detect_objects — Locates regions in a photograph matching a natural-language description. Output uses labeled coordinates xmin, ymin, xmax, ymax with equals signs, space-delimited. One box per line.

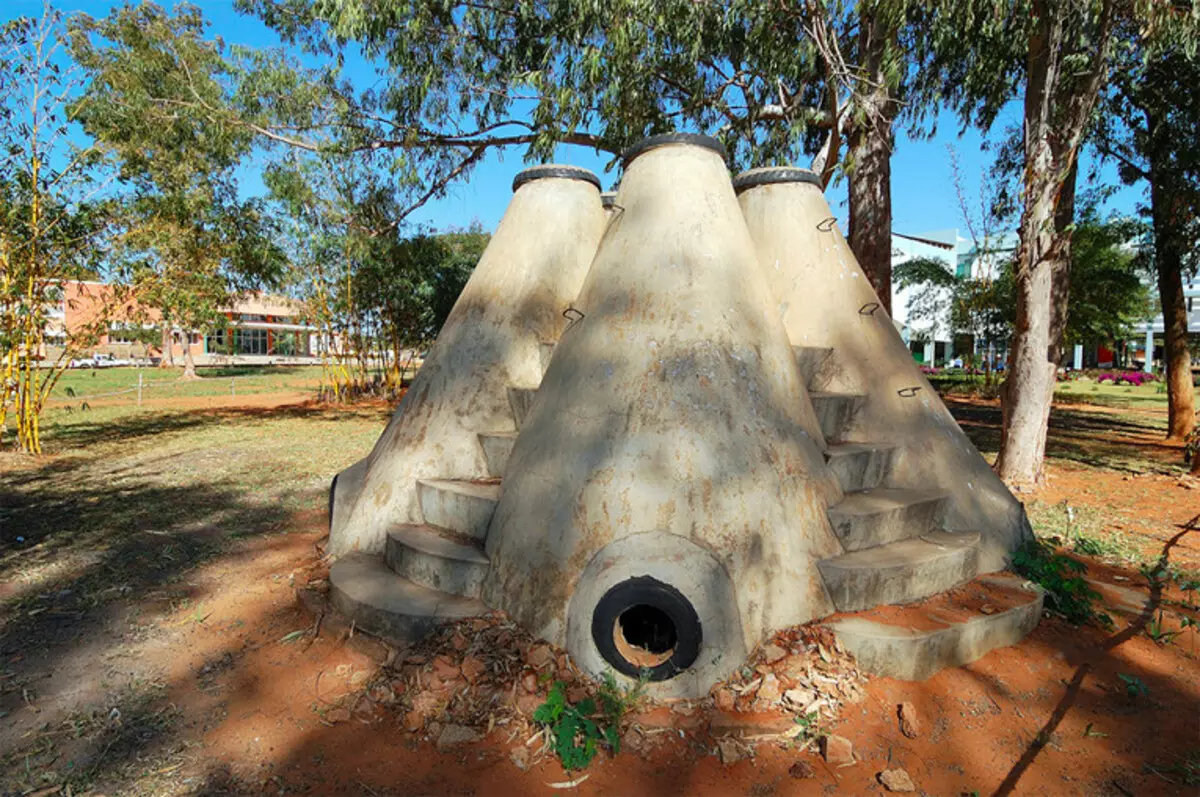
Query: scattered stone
xmin=898 ymin=701 xmax=921 ymax=739
xmin=788 ymin=760 xmax=815 ymax=779
xmin=515 ymin=692 xmax=543 ymax=715
xmin=430 ymin=654 xmax=460 ymax=682
xmin=821 ymin=734 xmax=854 ymax=767
xmin=761 ymin=643 xmax=788 ymax=663
xmin=783 ymin=688 xmax=816 ymax=710
xmin=521 ymin=672 xmax=539 ymax=693
xmin=526 ymin=644 xmax=553 ymax=669
xmin=710 ymin=711 xmax=796 ymax=738
xmin=714 ymin=688 xmax=736 ymax=712
xmin=436 ymin=724 xmax=482 ymax=750
xmin=716 ymin=738 xmax=750 ymax=765
xmin=404 ymin=692 xmax=442 ymax=731
xmin=621 ymin=729 xmax=643 ymax=754
xmin=509 ymin=746 xmax=531 ymax=771
xmin=460 ymin=655 xmax=486 ymax=683
xmin=878 ymin=768 xmax=917 ymax=792
xmin=756 ymin=673 xmax=783 ymax=704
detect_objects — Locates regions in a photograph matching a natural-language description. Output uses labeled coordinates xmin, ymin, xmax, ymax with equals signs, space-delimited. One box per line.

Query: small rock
xmin=436 ymin=724 xmax=481 ymax=750
xmin=430 ymin=655 xmax=460 ymax=682
xmin=716 ymin=738 xmax=749 ymax=765
xmin=788 ymin=760 xmax=815 ymax=779
xmin=404 ymin=692 xmax=441 ymax=731
xmin=878 ymin=768 xmax=917 ymax=792
xmin=516 ymin=692 xmax=543 ymax=715
xmin=621 ymin=729 xmax=643 ymax=754
xmin=521 ymin=672 xmax=539 ymax=693
xmin=460 ymin=655 xmax=486 ymax=683
xmin=509 ymin=745 xmax=531 ymax=771
xmin=526 ymin=644 xmax=553 ymax=669
xmin=821 ymin=734 xmax=854 ymax=767
xmin=757 ymin=673 xmax=783 ymax=704
xmin=898 ymin=701 xmax=920 ymax=739
xmin=710 ymin=711 xmax=796 ymax=738
xmin=783 ymin=688 xmax=816 ymax=710
xmin=713 ymin=688 xmax=736 ymax=712
xmin=760 ymin=643 xmax=788 ymax=664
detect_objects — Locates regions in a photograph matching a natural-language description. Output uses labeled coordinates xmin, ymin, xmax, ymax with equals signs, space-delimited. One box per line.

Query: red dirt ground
xmin=6 ymin=393 xmax=1199 ymax=796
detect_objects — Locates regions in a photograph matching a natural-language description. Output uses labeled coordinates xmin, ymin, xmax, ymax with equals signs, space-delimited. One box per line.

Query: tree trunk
xmin=995 ymin=2 xmax=1068 ymax=488
xmin=180 ymin=331 xmax=199 ymax=380
xmin=847 ymin=12 xmax=897 ymax=316
xmin=161 ymin=325 xmax=174 ymax=367
xmin=1147 ymin=130 xmax=1196 ymax=443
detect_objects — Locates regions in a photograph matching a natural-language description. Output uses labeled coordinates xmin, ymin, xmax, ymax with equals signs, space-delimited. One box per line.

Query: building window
xmin=205 ymin=328 xmax=228 ymax=353
xmin=233 ymin=328 xmax=267 ymax=355
xmin=239 ymin=313 xmax=267 ymax=322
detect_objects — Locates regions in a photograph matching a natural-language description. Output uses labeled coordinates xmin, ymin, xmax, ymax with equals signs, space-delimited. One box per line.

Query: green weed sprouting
xmin=1011 ymin=539 xmax=1108 ymax=627
xmin=532 ymin=671 xmax=648 ymax=771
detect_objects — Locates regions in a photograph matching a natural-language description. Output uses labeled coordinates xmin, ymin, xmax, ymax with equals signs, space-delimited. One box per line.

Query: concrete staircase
xmin=789 ymin=345 xmax=1013 ymax=677
xmin=330 ymin=343 xmax=556 ymax=641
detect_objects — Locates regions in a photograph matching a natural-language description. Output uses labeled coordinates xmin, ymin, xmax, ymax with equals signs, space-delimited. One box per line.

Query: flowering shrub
xmin=1096 ymin=371 xmax=1157 ymax=387
xmin=918 ymin=365 xmax=939 ymax=375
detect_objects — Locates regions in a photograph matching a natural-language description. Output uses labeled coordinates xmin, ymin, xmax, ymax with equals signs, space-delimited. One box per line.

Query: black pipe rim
xmin=733 ymin=166 xmax=823 ymax=194
xmin=512 ymin=164 xmax=602 ymax=193
xmin=621 ymin=133 xmax=728 ymax=167
xmin=591 ymin=575 xmax=703 ymax=681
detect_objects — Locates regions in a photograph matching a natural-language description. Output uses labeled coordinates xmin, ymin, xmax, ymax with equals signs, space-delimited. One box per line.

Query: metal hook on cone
xmin=897 ymin=386 xmax=922 ymax=398
xmin=563 ymin=306 xmax=585 ymax=331
xmin=817 ymin=216 xmax=838 ymax=232
xmin=858 ymin=302 xmax=880 ymax=316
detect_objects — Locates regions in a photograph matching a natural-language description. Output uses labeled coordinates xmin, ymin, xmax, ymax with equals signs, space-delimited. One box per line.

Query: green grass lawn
xmin=44 ymin=364 xmax=327 ymax=403
xmin=928 ymin=371 xmax=1171 ymax=410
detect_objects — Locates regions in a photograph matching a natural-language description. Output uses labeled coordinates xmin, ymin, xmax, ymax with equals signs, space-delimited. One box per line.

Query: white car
xmin=70 ymin=353 xmax=131 ymax=369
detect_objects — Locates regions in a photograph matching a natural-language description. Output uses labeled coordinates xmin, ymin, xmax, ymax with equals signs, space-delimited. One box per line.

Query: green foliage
xmin=532 ymin=682 xmax=615 ymax=771
xmin=1011 ymin=539 xmax=1106 ymax=627
xmin=1117 ymin=673 xmax=1149 ymax=698
xmin=532 ymin=672 xmax=644 ymax=771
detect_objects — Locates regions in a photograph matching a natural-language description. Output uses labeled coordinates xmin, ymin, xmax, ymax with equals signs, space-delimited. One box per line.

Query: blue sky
xmin=6 ymin=0 xmax=1147 ymax=240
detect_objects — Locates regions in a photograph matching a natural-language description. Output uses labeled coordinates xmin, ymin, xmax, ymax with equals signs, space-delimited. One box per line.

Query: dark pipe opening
xmin=591 ymin=576 xmax=702 ymax=681
xmin=615 ymin=604 xmax=677 ymax=668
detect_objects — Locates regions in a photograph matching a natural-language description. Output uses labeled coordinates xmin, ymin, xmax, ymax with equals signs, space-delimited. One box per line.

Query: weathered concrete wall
xmin=735 ymin=168 xmax=1030 ymax=571
xmin=328 ymin=167 xmax=607 ymax=556
xmin=482 ymin=139 xmax=843 ymax=697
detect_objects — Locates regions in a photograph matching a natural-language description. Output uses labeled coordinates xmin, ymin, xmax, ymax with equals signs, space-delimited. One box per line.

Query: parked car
xmin=69 ymin=353 xmax=131 ymax=369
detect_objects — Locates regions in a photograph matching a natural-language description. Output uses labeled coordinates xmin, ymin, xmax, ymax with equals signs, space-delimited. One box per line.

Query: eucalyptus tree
xmin=923 ymin=0 xmax=1196 ymax=486
xmin=69 ymin=3 xmax=286 ymax=379
xmin=1094 ymin=32 xmax=1200 ymax=443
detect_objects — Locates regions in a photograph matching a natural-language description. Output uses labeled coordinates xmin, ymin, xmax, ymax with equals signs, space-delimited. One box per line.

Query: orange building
xmin=47 ymin=280 xmax=317 ymax=364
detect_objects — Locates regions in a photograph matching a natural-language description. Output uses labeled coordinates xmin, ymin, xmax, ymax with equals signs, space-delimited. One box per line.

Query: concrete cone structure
xmin=481 ymin=136 xmax=843 ymax=698
xmin=734 ymin=167 xmax=1030 ymax=606
xmin=328 ymin=165 xmax=607 ymax=557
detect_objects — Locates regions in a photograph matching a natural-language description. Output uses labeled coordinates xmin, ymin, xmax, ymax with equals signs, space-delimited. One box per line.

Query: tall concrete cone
xmin=328 ymin=165 xmax=607 ymax=556
xmin=735 ymin=167 xmax=1030 ymax=571
xmin=482 ymin=136 xmax=842 ymax=698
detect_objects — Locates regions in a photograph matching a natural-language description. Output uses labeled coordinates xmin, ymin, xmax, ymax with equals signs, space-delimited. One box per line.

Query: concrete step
xmin=417 ymin=478 xmax=501 ymax=541
xmin=809 ymin=392 xmax=865 ymax=443
xmin=824 ymin=443 xmax=898 ymax=492
xmin=825 ymin=574 xmax=1044 ymax=680
xmin=330 ymin=552 xmax=487 ymax=642
xmin=817 ymin=530 xmax=981 ymax=612
xmin=478 ymin=432 xmax=517 ymax=478
xmin=539 ymin=341 xmax=556 ymax=377
xmin=827 ymin=488 xmax=947 ymax=552
xmin=508 ymin=387 xmax=537 ymax=429
xmin=792 ymin=345 xmax=837 ymax=391
xmin=385 ymin=524 xmax=490 ymax=599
